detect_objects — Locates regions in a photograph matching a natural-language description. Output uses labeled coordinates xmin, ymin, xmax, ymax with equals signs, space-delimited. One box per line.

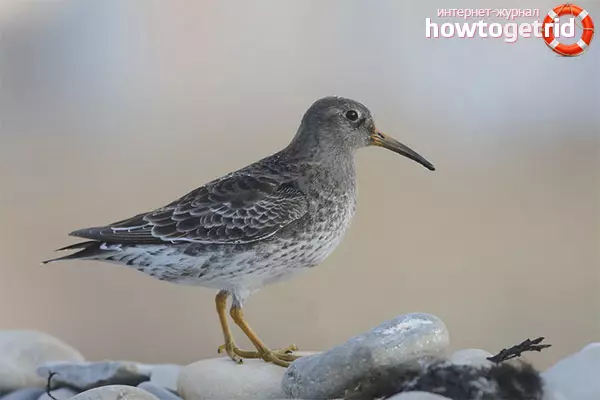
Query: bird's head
xmin=290 ymin=96 xmax=435 ymax=171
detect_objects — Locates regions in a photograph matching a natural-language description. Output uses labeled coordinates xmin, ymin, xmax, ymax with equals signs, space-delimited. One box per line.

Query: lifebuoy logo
xmin=427 ymin=4 xmax=594 ymax=57
xmin=543 ymin=4 xmax=594 ymax=56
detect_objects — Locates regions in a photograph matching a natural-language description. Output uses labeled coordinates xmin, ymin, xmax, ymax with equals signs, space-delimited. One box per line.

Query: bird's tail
xmin=41 ymin=241 xmax=115 ymax=264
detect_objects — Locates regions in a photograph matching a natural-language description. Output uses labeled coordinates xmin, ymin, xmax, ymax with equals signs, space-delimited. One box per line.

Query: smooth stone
xmin=282 ymin=313 xmax=449 ymax=400
xmin=543 ymin=390 xmax=569 ymax=400
xmin=148 ymin=365 xmax=181 ymax=393
xmin=0 ymin=388 xmax=45 ymax=400
xmin=137 ymin=383 xmax=181 ymax=400
xmin=178 ymin=357 xmax=286 ymax=400
xmin=449 ymin=349 xmax=493 ymax=367
xmin=0 ymin=331 xmax=84 ymax=393
xmin=387 ymin=392 xmax=452 ymax=400
xmin=37 ymin=388 xmax=77 ymax=400
xmin=37 ymin=361 xmax=150 ymax=390
xmin=541 ymin=343 xmax=600 ymax=400
xmin=71 ymin=386 xmax=158 ymax=400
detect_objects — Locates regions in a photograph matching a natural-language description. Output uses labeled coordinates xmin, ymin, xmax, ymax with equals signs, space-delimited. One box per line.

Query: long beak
xmin=370 ymin=130 xmax=435 ymax=171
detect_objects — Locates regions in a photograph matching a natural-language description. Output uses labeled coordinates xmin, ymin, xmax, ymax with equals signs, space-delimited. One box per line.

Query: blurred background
xmin=0 ymin=0 xmax=598 ymax=370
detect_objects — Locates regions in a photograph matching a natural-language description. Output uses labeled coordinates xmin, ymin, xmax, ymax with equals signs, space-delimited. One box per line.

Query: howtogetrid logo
xmin=427 ymin=4 xmax=595 ymax=57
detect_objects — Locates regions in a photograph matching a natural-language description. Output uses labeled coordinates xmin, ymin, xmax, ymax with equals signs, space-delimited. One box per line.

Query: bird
xmin=43 ymin=96 xmax=435 ymax=367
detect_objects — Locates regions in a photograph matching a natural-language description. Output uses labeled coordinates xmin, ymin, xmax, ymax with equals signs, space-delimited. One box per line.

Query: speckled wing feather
xmin=70 ymin=174 xmax=308 ymax=245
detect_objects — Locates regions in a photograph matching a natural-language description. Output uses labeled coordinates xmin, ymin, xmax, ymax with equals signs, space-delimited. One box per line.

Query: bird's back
xmin=44 ymin=151 xmax=358 ymax=290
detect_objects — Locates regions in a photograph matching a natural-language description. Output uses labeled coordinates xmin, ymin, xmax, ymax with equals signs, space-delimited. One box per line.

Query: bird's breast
xmin=294 ymin=177 xmax=357 ymax=250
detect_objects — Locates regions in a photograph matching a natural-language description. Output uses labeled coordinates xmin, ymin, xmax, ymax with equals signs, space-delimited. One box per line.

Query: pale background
xmin=0 ymin=0 xmax=598 ymax=370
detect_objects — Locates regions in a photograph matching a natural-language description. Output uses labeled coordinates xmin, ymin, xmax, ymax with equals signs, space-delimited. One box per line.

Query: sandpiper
xmin=44 ymin=96 xmax=435 ymax=367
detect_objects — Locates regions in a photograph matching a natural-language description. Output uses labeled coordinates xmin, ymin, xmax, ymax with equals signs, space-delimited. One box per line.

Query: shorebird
xmin=44 ymin=96 xmax=435 ymax=367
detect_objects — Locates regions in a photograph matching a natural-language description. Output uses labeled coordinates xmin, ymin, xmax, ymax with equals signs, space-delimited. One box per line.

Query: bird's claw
xmin=218 ymin=342 xmax=300 ymax=367
xmin=258 ymin=348 xmax=300 ymax=367
xmin=259 ymin=344 xmax=301 ymax=366
xmin=218 ymin=342 xmax=257 ymax=363
xmin=276 ymin=343 xmax=299 ymax=354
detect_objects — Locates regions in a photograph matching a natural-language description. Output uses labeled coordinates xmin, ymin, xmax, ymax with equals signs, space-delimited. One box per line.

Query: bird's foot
xmin=218 ymin=342 xmax=300 ymax=366
xmin=257 ymin=347 xmax=301 ymax=367
xmin=217 ymin=342 xmax=260 ymax=363
xmin=274 ymin=343 xmax=299 ymax=354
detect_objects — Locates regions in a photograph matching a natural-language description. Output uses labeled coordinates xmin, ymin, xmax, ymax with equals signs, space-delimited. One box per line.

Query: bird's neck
xmin=284 ymin=131 xmax=355 ymax=165
xmin=283 ymin=142 xmax=355 ymax=171
xmin=280 ymin=140 xmax=356 ymax=197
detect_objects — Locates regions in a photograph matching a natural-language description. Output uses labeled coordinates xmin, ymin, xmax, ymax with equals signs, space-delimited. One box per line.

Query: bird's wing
xmin=69 ymin=174 xmax=308 ymax=245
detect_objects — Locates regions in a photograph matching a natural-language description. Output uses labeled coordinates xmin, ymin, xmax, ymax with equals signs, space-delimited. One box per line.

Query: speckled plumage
xmin=45 ymin=96 xmax=434 ymax=307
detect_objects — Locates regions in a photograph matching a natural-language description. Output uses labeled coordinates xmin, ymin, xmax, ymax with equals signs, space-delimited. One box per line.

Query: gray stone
xmin=177 ymin=358 xmax=286 ymax=400
xmin=37 ymin=388 xmax=77 ymax=400
xmin=147 ymin=365 xmax=181 ymax=393
xmin=282 ymin=313 xmax=449 ymax=400
xmin=0 ymin=388 xmax=45 ymax=400
xmin=137 ymin=383 xmax=181 ymax=400
xmin=0 ymin=331 xmax=84 ymax=393
xmin=542 ymin=390 xmax=569 ymax=400
xmin=71 ymin=386 xmax=158 ymax=400
xmin=387 ymin=392 xmax=452 ymax=400
xmin=449 ymin=349 xmax=493 ymax=367
xmin=541 ymin=342 xmax=600 ymax=400
xmin=37 ymin=362 xmax=150 ymax=391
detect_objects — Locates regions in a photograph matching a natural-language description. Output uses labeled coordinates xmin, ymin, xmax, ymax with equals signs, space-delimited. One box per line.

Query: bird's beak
xmin=370 ymin=129 xmax=435 ymax=171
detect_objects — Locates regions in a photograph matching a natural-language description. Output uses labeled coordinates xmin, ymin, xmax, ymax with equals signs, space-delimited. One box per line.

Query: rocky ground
xmin=0 ymin=313 xmax=597 ymax=400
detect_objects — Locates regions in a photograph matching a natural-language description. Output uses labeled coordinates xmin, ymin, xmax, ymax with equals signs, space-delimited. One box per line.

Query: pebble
xmin=137 ymin=383 xmax=181 ymax=400
xmin=70 ymin=386 xmax=159 ymax=400
xmin=0 ymin=331 xmax=84 ymax=393
xmin=37 ymin=361 xmax=150 ymax=391
xmin=387 ymin=392 xmax=452 ymax=400
xmin=148 ymin=365 xmax=181 ymax=393
xmin=282 ymin=313 xmax=449 ymax=400
xmin=0 ymin=388 xmax=45 ymax=400
xmin=541 ymin=342 xmax=600 ymax=400
xmin=178 ymin=357 xmax=286 ymax=400
xmin=449 ymin=349 xmax=493 ymax=367
xmin=37 ymin=388 xmax=77 ymax=400
xmin=543 ymin=390 xmax=569 ymax=400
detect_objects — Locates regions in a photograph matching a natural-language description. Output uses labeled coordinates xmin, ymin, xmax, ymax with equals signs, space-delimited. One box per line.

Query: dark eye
xmin=344 ymin=110 xmax=359 ymax=122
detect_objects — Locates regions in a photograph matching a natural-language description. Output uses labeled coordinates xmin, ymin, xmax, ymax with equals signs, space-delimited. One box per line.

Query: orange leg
xmin=215 ymin=290 xmax=260 ymax=362
xmin=229 ymin=305 xmax=300 ymax=367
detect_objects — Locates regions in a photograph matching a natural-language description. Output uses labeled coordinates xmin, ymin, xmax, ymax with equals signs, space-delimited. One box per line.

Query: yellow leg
xmin=215 ymin=291 xmax=259 ymax=362
xmin=229 ymin=305 xmax=301 ymax=367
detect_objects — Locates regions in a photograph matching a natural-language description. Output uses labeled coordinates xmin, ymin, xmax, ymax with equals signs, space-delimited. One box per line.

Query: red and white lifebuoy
xmin=543 ymin=4 xmax=594 ymax=56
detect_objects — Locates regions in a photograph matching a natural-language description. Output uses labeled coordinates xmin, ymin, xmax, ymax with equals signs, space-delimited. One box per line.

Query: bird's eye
xmin=344 ymin=110 xmax=359 ymax=122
